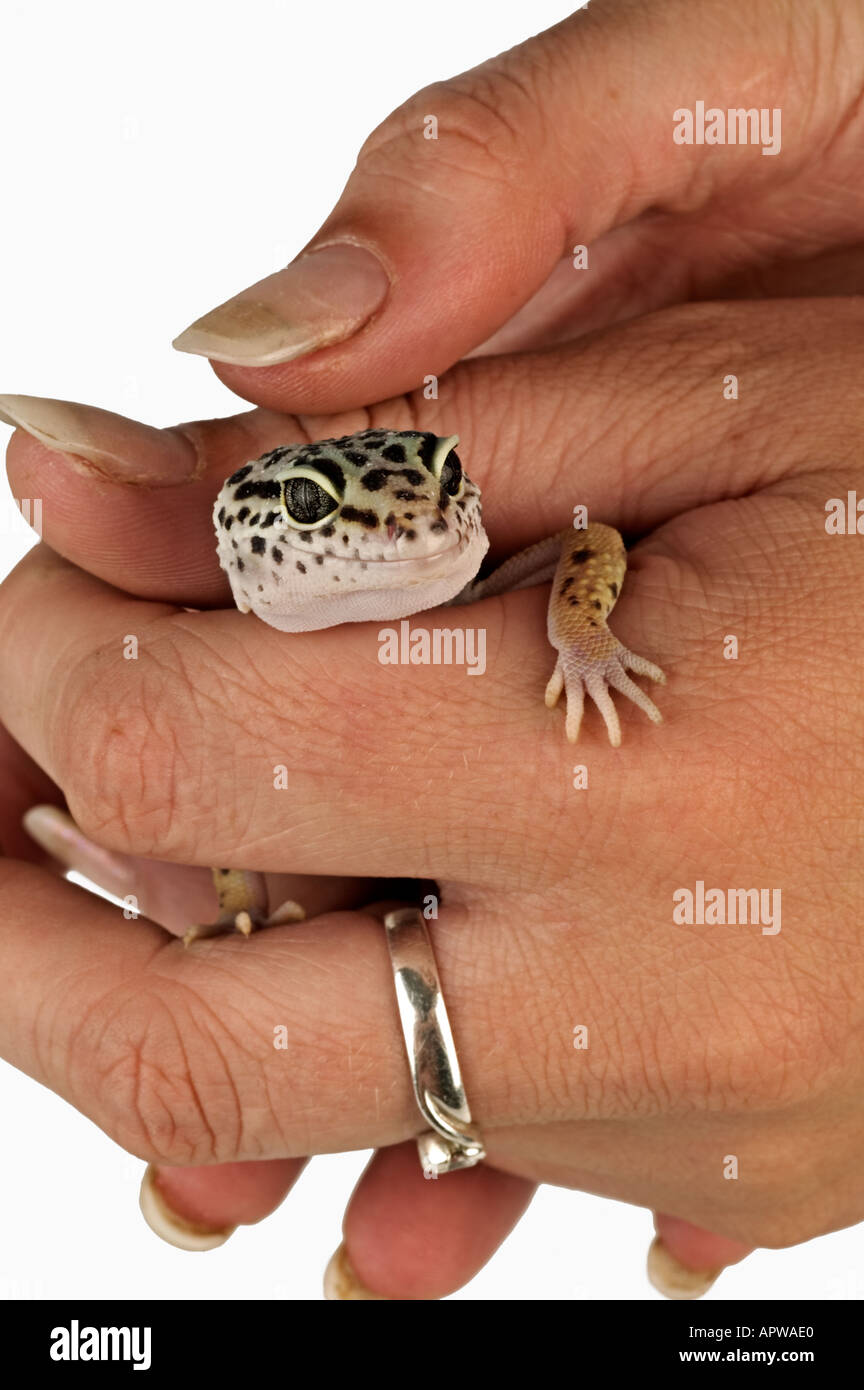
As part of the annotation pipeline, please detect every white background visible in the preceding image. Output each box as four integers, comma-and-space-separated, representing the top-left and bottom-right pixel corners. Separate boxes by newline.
1, 0, 862, 1301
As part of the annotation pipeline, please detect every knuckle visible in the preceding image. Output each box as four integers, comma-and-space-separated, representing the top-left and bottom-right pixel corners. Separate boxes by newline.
67, 973, 245, 1166
357, 69, 539, 188
53, 631, 194, 858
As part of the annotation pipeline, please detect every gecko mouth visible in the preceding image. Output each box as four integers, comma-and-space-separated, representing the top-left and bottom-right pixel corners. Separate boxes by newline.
286, 537, 465, 569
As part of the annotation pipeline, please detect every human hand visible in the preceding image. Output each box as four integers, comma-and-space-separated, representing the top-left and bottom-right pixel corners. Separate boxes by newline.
3, 287, 863, 1296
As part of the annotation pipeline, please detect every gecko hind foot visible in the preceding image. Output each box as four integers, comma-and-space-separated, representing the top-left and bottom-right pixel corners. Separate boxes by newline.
182, 908, 269, 948
182, 901, 306, 948
546, 643, 666, 747
183, 868, 306, 947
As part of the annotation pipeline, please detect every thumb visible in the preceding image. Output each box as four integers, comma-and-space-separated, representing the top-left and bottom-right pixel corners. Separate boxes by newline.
172, 0, 848, 413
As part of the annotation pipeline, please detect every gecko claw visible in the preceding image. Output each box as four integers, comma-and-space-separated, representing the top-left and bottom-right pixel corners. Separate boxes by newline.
267, 898, 306, 926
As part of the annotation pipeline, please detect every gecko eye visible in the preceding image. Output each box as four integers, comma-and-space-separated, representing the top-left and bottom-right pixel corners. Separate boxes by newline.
430, 433, 464, 498
278, 467, 341, 529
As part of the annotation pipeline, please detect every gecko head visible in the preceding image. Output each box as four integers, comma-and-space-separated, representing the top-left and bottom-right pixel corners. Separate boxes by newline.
213, 429, 489, 631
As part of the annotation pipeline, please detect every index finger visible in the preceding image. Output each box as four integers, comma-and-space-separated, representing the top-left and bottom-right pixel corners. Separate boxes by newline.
5, 298, 859, 606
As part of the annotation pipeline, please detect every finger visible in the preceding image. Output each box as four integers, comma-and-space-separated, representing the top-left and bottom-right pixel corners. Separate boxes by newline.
647, 1213, 752, 1300
140, 1158, 307, 1251
1, 392, 257, 606
468, 240, 864, 359
0, 860, 425, 1161
168, 0, 864, 413
6, 297, 864, 612
325, 1141, 534, 1300
1, 464, 859, 881
1, 544, 556, 876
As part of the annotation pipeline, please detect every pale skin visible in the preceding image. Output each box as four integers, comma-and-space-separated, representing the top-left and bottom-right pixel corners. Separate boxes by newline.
2, 0, 864, 1299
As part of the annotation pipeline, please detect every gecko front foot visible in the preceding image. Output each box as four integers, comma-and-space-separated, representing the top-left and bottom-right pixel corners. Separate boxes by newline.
544, 522, 666, 746
545, 641, 666, 747
182, 869, 305, 947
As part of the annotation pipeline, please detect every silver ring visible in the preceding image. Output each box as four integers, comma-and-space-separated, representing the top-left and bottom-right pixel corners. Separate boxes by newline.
384, 908, 486, 1178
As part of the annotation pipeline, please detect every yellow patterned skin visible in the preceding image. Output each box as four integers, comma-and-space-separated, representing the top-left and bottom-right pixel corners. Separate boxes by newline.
544, 524, 665, 746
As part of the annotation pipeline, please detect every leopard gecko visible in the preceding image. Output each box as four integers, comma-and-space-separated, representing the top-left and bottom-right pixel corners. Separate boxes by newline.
185, 428, 665, 943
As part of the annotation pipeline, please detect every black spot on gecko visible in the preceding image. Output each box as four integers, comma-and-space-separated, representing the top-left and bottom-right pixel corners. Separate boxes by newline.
296, 561, 306, 573
341, 505, 379, 528
360, 469, 388, 491
234, 479, 281, 502
237, 559, 245, 571
260, 511, 279, 528
568, 597, 579, 607
249, 514, 260, 525
307, 457, 345, 494
381, 442, 407, 463
341, 533, 350, 545
320, 524, 336, 538
218, 507, 226, 525
231, 540, 238, 551
404, 512, 414, 520
315, 554, 324, 565
344, 450, 368, 466
227, 465, 252, 486
560, 577, 573, 594
394, 490, 417, 502
430, 519, 448, 532
300, 532, 312, 542
591, 599, 602, 610
260, 452, 287, 469
272, 546, 283, 563
609, 581, 618, 597
571, 548, 593, 564
224, 515, 235, 530
237, 507, 250, 522
250, 536, 266, 555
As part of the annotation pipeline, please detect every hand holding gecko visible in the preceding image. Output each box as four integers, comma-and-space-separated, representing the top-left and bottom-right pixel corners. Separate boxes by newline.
2, 0, 864, 1299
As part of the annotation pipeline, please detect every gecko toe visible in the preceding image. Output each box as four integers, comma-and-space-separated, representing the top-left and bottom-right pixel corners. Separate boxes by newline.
607, 665, 663, 724
621, 648, 666, 684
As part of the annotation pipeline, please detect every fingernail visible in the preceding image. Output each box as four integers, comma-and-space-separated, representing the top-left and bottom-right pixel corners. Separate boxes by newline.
646, 1236, 721, 1300
23, 806, 137, 896
172, 243, 390, 366
323, 1243, 390, 1300
0, 394, 198, 484
139, 1165, 235, 1252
